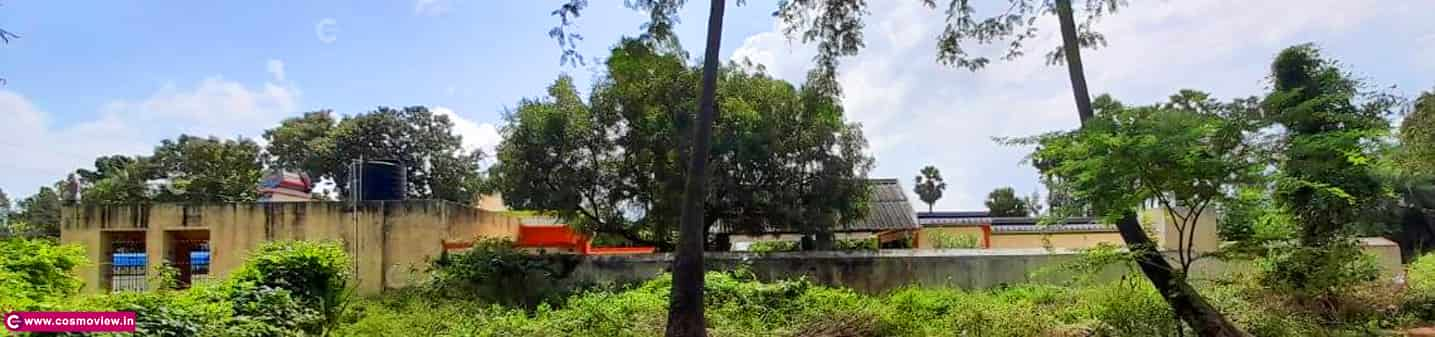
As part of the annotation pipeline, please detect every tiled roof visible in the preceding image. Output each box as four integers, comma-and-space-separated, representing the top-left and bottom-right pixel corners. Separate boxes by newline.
991, 217, 1098, 225
991, 223, 1116, 233
713, 178, 918, 234
918, 211, 990, 218
918, 217, 990, 226
838, 179, 919, 232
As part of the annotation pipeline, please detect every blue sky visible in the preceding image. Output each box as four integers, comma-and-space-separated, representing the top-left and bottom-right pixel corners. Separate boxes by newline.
3, 0, 1434, 210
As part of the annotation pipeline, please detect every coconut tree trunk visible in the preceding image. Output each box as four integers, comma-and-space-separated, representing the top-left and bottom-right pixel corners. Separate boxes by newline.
665, 0, 726, 336
1055, 0, 1247, 335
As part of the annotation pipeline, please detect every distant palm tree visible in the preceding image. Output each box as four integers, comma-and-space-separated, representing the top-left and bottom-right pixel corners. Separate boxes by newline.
914, 166, 946, 213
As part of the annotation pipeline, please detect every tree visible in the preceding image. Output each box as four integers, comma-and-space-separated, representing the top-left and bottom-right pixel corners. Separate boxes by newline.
265, 107, 485, 203
1024, 188, 1044, 216
1260, 45, 1395, 296
150, 135, 266, 203
984, 187, 1030, 217
1400, 92, 1435, 173
492, 40, 872, 251
913, 166, 946, 212
15, 187, 61, 237
777, 1, 1252, 334
74, 136, 265, 204
1028, 91, 1262, 268
263, 110, 337, 181
0, 187, 10, 223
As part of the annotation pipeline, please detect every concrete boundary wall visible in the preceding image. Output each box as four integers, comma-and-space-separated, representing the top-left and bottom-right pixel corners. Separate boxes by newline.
567, 240, 1402, 294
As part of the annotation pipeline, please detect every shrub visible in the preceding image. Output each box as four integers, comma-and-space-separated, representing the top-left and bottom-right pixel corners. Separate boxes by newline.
834, 238, 878, 251
1259, 242, 1381, 298
229, 240, 352, 335
0, 237, 88, 311
430, 237, 580, 308
1408, 252, 1435, 294
748, 240, 799, 253
928, 231, 981, 249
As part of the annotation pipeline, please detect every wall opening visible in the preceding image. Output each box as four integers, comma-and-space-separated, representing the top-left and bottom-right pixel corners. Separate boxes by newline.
166, 229, 211, 288
101, 231, 146, 292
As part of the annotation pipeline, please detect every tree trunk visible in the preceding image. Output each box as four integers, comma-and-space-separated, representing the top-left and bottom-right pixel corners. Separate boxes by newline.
1055, 0, 1247, 336
665, 1, 725, 336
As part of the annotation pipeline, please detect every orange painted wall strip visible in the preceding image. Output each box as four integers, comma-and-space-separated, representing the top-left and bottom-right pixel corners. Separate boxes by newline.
981, 224, 992, 248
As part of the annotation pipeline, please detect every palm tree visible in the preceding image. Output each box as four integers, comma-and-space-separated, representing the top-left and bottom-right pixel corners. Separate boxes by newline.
914, 166, 946, 212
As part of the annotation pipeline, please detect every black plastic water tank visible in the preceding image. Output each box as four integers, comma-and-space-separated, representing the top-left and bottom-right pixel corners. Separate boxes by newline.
360, 160, 406, 201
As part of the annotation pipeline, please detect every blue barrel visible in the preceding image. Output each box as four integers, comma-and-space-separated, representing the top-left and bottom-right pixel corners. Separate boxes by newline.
112, 253, 146, 267
190, 251, 210, 266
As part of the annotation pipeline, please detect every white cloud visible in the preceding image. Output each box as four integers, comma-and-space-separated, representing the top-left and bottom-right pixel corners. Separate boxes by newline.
267, 59, 286, 82
731, 0, 1432, 210
414, 0, 451, 16
0, 61, 301, 198
432, 106, 501, 156
315, 18, 338, 44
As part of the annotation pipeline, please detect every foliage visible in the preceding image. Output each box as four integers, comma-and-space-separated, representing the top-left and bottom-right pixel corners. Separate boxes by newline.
984, 186, 1031, 217
914, 166, 946, 213
747, 240, 799, 253
264, 107, 485, 203
229, 240, 352, 335
151, 263, 182, 292
0, 238, 88, 312
927, 231, 981, 249
1265, 44, 1393, 247
150, 136, 266, 203
1400, 92, 1435, 172
776, 0, 1125, 86
1410, 252, 1435, 294
75, 136, 266, 205
1021, 91, 1262, 225
14, 186, 62, 237
1258, 241, 1381, 299
430, 237, 580, 308
833, 238, 878, 251
490, 40, 873, 249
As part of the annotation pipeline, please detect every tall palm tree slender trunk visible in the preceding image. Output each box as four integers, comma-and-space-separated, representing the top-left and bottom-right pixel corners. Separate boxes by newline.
1054, 0, 1247, 335
665, 1, 725, 336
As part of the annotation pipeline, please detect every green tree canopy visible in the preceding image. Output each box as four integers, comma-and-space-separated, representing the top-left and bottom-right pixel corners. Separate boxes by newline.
151, 136, 266, 202
15, 187, 61, 237
1400, 91, 1435, 172
1022, 91, 1263, 269
77, 136, 265, 204
1265, 44, 1394, 246
914, 166, 946, 212
265, 107, 485, 203
1022, 91, 1263, 226
489, 39, 873, 250
984, 187, 1030, 217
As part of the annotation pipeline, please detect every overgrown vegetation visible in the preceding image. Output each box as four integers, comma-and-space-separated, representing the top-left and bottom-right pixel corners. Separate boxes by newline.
9, 236, 1435, 336
927, 231, 981, 249
430, 238, 581, 308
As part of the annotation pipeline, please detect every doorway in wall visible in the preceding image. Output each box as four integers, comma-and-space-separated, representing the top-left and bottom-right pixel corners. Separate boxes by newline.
165, 229, 211, 288
100, 231, 147, 292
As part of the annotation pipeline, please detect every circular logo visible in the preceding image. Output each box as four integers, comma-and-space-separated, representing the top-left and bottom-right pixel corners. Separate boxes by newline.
4, 313, 21, 330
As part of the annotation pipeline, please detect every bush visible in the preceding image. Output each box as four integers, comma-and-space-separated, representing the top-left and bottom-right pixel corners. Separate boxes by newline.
928, 231, 981, 249
1408, 252, 1435, 294
833, 238, 877, 251
229, 240, 352, 335
1259, 242, 1381, 298
0, 238, 88, 311
430, 237, 580, 308
748, 240, 799, 253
